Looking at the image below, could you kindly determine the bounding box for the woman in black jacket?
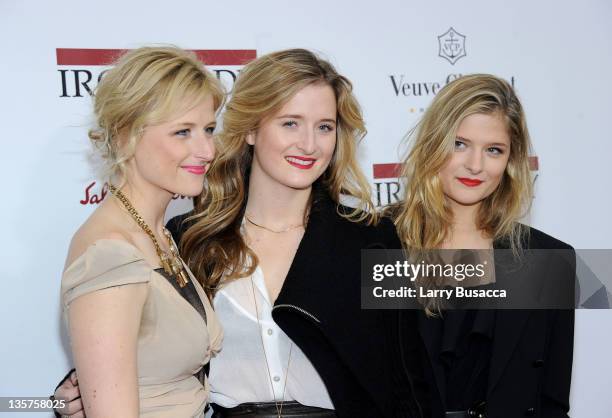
[391,74,575,418]
[174,48,425,418]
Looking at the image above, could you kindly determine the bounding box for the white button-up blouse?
[208,265,334,410]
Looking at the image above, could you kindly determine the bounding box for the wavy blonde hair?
[181,48,376,295]
[89,46,224,181]
[393,74,533,252]
[391,74,534,315]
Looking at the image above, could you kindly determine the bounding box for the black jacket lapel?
[274,190,337,317]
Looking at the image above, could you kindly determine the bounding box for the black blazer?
[407,227,575,418]
[167,193,427,418]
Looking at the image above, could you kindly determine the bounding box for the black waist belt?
[211,401,337,418]
[445,412,470,418]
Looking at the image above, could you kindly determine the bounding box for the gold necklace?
[250,276,293,418]
[245,213,304,234]
[108,184,189,288]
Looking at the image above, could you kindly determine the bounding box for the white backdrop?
[1,0,611,416]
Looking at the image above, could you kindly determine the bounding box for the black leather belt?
[445,412,469,418]
[211,401,337,417]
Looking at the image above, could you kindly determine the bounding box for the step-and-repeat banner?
[1,0,611,416]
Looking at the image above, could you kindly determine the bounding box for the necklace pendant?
[170,256,183,274]
[177,270,189,288]
[160,253,173,276]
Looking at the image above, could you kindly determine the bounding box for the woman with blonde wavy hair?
[55,46,225,418]
[54,48,427,418]
[174,48,424,418]
[392,74,575,418]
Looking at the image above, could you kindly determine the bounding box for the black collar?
[273,190,338,320]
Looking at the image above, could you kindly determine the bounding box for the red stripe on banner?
[529,156,539,171]
[373,163,403,179]
[56,49,124,66]
[192,49,256,65]
[56,48,256,66]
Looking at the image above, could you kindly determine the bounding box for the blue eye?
[205,126,216,135]
[487,147,504,155]
[319,123,335,132]
[175,129,190,137]
[282,120,297,128]
[454,140,466,150]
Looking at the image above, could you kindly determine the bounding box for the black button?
[525,407,536,416]
[533,359,545,368]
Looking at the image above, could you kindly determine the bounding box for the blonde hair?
[181,48,376,295]
[391,74,533,315]
[394,74,533,251]
[88,46,225,181]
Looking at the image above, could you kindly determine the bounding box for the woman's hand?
[53,370,84,417]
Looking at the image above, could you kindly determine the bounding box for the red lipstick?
[181,165,207,175]
[457,177,483,187]
[285,156,316,170]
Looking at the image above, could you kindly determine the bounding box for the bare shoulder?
[64,203,163,271]
[63,208,152,312]
[64,206,134,270]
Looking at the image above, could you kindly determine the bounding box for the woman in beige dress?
[59,46,224,418]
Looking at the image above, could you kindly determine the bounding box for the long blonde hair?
[88,46,225,181]
[181,48,376,295]
[393,74,533,253]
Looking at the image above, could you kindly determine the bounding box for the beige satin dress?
[61,239,223,417]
